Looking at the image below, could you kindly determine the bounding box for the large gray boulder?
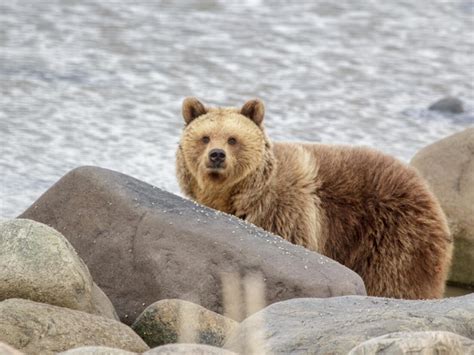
[132,299,238,348]
[0,299,149,355]
[19,166,366,325]
[348,331,474,355]
[411,128,474,288]
[224,294,474,354]
[0,219,117,320]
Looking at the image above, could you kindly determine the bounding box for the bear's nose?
[209,149,226,165]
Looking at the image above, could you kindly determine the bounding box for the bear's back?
[273,142,451,298]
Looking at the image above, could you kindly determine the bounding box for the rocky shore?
[0,128,473,354]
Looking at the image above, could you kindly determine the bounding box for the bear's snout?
[208,148,226,167]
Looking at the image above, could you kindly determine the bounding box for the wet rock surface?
[0,299,149,355]
[132,299,238,348]
[429,96,465,114]
[0,219,117,320]
[411,128,474,288]
[224,294,474,354]
[20,166,366,324]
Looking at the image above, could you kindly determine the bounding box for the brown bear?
[176,97,453,299]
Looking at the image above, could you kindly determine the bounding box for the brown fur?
[176,98,453,299]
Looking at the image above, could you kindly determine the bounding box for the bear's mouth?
[208,171,222,180]
[205,167,226,181]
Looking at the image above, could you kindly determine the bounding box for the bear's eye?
[202,136,210,144]
[228,137,237,145]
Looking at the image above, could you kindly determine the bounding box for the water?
[1,0,473,219]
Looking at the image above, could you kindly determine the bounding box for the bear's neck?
[228,146,277,216]
[195,186,235,214]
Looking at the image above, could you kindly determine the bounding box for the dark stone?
[131,299,238,348]
[428,97,464,114]
[20,166,366,325]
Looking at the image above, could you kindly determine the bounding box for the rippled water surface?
[1,0,473,218]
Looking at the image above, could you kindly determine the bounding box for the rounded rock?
[0,342,24,355]
[58,346,137,355]
[224,294,474,354]
[411,128,474,288]
[428,97,464,114]
[0,299,148,354]
[0,219,117,319]
[132,299,238,348]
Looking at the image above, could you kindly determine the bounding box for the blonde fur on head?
[176,98,453,299]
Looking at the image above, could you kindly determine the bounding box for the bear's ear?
[182,97,208,125]
[240,99,265,127]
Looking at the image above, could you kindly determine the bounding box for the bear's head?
[179,97,269,189]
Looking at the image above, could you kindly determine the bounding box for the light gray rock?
[0,299,149,355]
[58,347,137,355]
[0,342,24,355]
[132,299,238,348]
[348,331,474,355]
[0,219,117,320]
[224,294,474,355]
[411,128,474,288]
[428,97,464,113]
[19,166,366,325]
[144,344,237,355]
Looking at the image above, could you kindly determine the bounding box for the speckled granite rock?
[224,294,474,354]
[348,331,474,355]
